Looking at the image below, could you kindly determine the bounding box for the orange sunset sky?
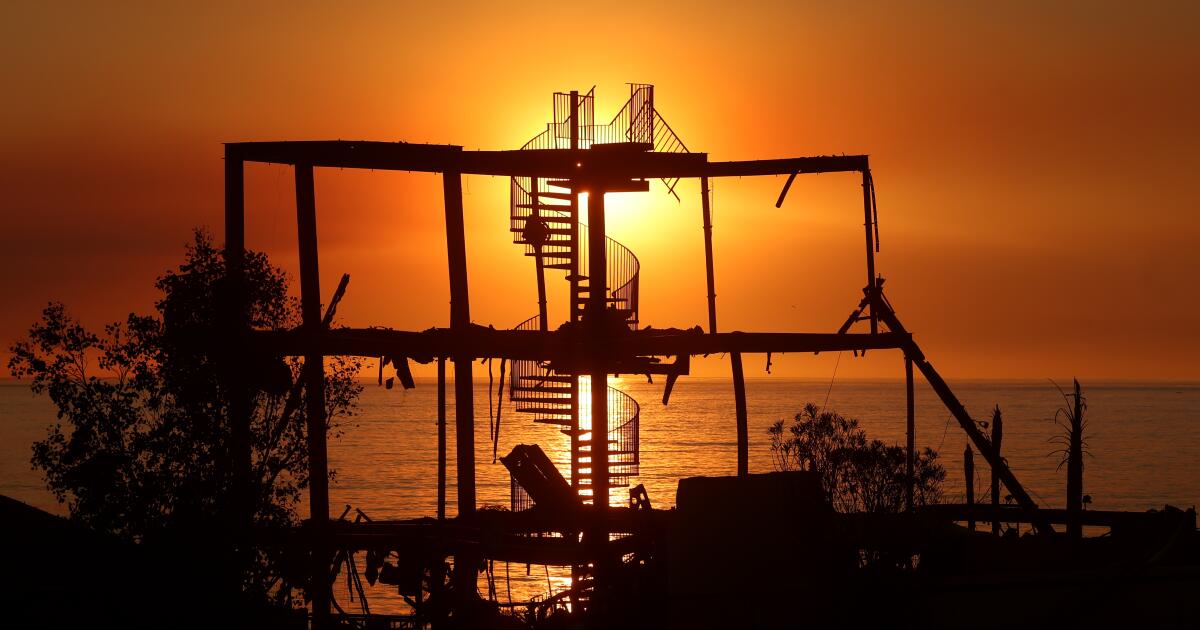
[2,2,1198,380]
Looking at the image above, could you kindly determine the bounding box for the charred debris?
[222,85,1199,628]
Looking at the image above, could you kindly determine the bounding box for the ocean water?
[3,377,1199,613]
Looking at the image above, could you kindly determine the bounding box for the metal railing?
[576,378,640,482]
[574,221,640,330]
[509,176,573,253]
[508,314,573,423]
[510,475,534,512]
[589,84,654,147]
[651,109,689,199]
[510,177,640,330]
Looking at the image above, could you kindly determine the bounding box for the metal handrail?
[577,378,640,480]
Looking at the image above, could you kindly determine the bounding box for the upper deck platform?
[224,140,868,180]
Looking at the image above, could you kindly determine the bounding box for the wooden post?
[905,357,915,512]
[700,176,748,476]
[991,405,1003,536]
[295,163,331,626]
[964,445,975,532]
[437,357,446,522]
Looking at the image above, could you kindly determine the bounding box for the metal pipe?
[862,170,877,334]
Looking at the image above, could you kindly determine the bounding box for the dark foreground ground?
[5,485,1200,629]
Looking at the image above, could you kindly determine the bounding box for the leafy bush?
[8,230,362,604]
[768,403,944,513]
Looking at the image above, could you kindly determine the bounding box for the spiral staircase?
[507,85,687,508]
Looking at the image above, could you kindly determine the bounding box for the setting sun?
[3,3,1199,629]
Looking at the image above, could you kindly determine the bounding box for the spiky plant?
[1048,379,1089,539]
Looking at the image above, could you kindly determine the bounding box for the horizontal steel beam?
[249,325,909,363]
[224,140,867,179]
[705,155,869,177]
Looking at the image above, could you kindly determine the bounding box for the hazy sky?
[2,1,1198,380]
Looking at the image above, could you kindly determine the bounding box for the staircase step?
[575,478,633,486]
[576,468,637,475]
[517,233,573,242]
[544,180,576,190]
[564,274,588,282]
[518,375,574,383]
[513,202,572,211]
[533,418,574,426]
[510,217,572,227]
[535,191,575,200]
[519,406,577,414]
[522,247,573,256]
[510,396,572,404]
[511,385,574,394]
[511,215,572,224]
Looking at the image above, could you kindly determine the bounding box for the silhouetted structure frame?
[223,109,1051,624]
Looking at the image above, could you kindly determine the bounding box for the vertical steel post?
[569,91,579,150]
[442,169,475,518]
[991,406,1003,535]
[702,176,749,476]
[905,357,915,512]
[587,187,610,513]
[223,151,251,521]
[443,168,477,598]
[437,356,446,521]
[700,177,718,334]
[569,91,582,494]
[222,150,255,609]
[531,177,548,330]
[295,163,330,626]
[964,445,976,532]
[731,354,749,477]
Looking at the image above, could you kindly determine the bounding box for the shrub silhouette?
[8,230,362,606]
[768,403,944,513]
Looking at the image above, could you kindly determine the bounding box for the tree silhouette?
[768,403,944,513]
[8,230,362,605]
